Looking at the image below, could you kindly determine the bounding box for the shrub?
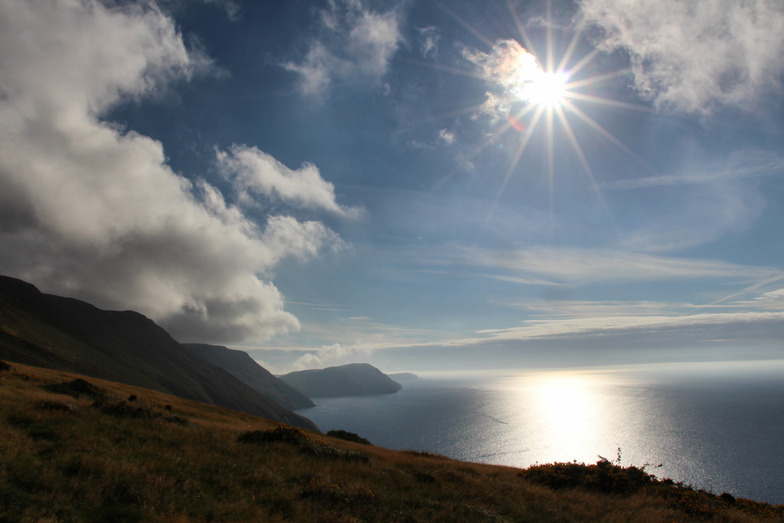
[519,458,656,495]
[238,425,370,463]
[238,425,310,445]
[43,378,105,400]
[327,429,372,445]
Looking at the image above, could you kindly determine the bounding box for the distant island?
[279,363,402,398]
[388,372,419,382]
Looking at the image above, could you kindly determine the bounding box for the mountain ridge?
[0,275,316,430]
[183,343,314,410]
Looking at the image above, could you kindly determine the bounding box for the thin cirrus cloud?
[579,0,784,114]
[603,149,784,190]
[475,311,784,345]
[281,0,404,96]
[0,0,350,343]
[606,149,782,253]
[452,246,781,285]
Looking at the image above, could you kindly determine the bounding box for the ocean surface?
[297,360,784,505]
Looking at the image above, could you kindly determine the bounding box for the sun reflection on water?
[527,373,600,457]
[488,370,634,467]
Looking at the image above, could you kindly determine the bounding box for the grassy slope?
[1,361,781,523]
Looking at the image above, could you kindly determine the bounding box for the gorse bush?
[519,457,656,495]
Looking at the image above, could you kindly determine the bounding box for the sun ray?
[436,1,496,49]
[546,0,554,73]
[565,91,655,113]
[554,105,612,215]
[564,69,633,91]
[479,107,545,238]
[416,1,656,234]
[506,0,539,62]
[546,105,555,211]
[556,23,585,74]
[562,99,657,172]
[565,46,601,77]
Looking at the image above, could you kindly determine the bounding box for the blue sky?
[1,0,783,373]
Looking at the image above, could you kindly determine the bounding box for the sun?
[518,69,569,108]
[433,0,653,220]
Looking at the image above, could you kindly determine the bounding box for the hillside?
[280,363,402,398]
[0,275,315,430]
[183,343,314,410]
[1,360,781,522]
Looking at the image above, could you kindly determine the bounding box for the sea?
[296,359,784,505]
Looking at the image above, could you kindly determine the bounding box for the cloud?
[451,246,780,285]
[281,0,403,96]
[201,0,240,21]
[417,25,441,59]
[476,310,784,344]
[605,149,781,253]
[0,0,348,343]
[216,144,362,218]
[290,343,371,371]
[463,39,548,119]
[603,149,784,190]
[438,129,456,145]
[579,0,784,114]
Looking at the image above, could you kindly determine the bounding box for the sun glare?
[519,70,568,108]
[435,0,654,225]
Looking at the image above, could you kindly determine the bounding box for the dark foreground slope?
[1,361,781,522]
[280,363,402,398]
[183,343,314,410]
[0,276,315,430]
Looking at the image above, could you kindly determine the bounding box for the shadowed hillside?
[1,360,781,522]
[0,275,315,430]
[280,363,402,398]
[183,343,314,410]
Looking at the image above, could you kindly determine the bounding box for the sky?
[1,0,784,374]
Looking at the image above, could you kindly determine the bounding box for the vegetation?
[327,429,373,445]
[1,360,782,522]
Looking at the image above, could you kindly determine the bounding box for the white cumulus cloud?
[216,144,361,218]
[0,0,348,343]
[579,0,784,114]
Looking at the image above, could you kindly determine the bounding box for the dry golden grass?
[1,360,781,522]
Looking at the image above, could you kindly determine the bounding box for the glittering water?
[297,360,784,504]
